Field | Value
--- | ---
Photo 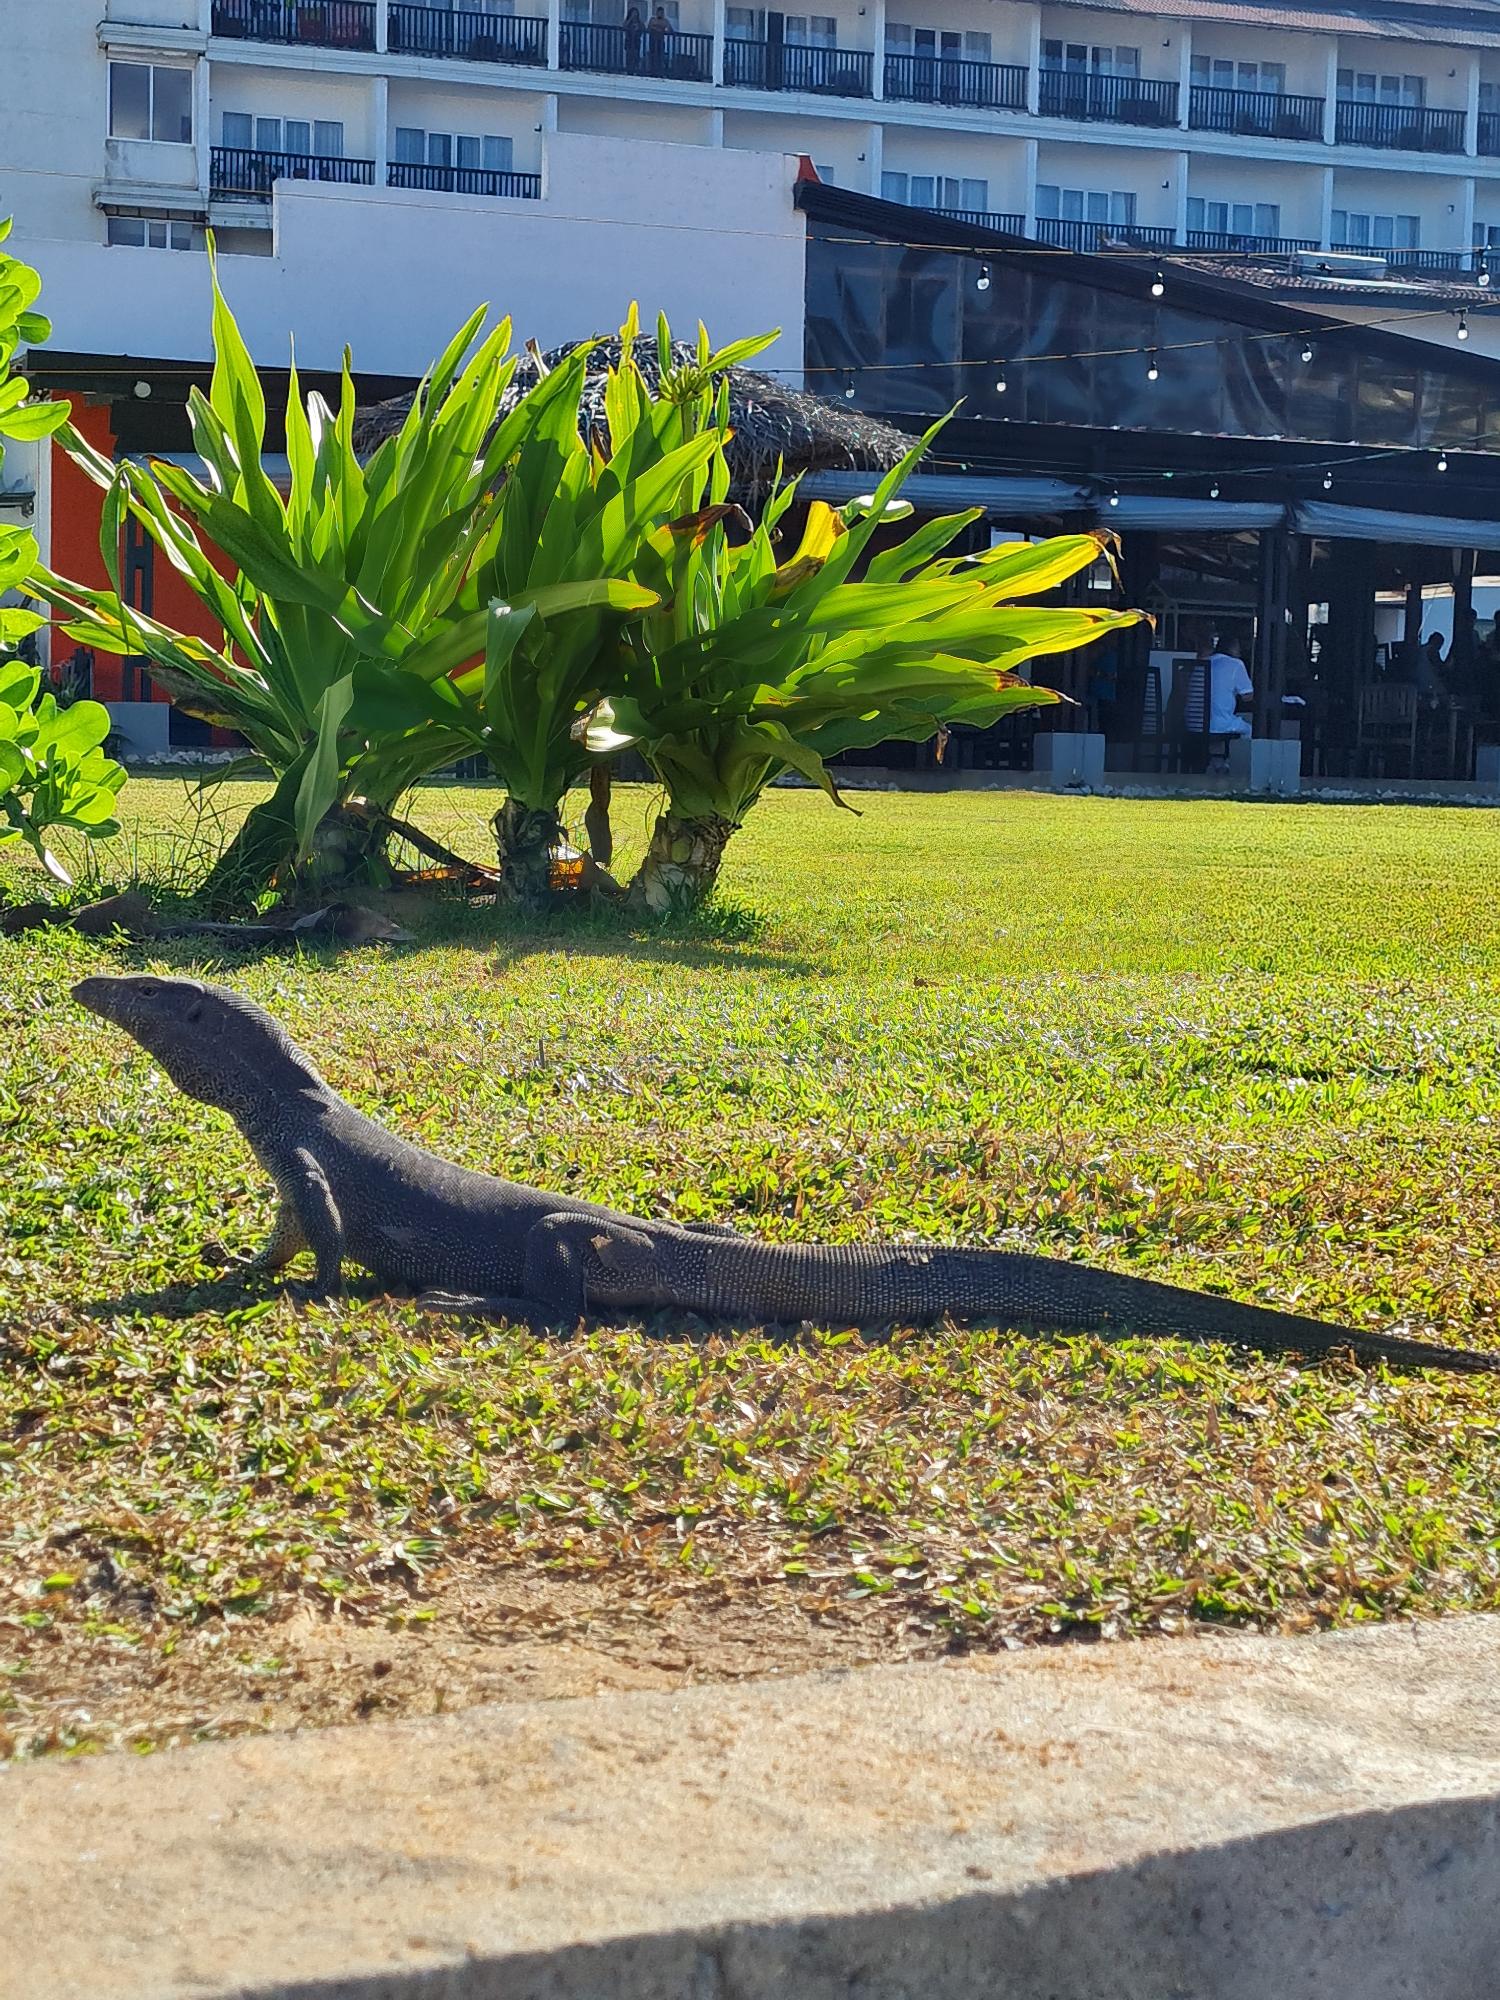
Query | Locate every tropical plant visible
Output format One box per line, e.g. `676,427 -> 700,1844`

35,246 -> 661,910
609,400 -> 1141,911
0,219 -> 124,887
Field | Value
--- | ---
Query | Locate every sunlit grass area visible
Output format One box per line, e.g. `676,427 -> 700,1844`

4,777 -> 1500,1758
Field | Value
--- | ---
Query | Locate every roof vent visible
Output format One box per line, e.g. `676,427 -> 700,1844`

1291,250 -> 1389,279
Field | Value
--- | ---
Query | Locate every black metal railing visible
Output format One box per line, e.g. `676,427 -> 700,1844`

388,161 -> 541,197
928,206 -> 1025,234
1035,217 -> 1176,251
558,20 -> 712,80
210,145 -> 375,198
388,4 -> 546,62
1185,229 -> 1320,254
1479,110 -> 1500,155
883,52 -> 1026,111
210,0 -> 376,49
1187,85 -> 1324,141
1037,69 -> 1177,127
1334,99 -> 1466,152
723,39 -> 873,96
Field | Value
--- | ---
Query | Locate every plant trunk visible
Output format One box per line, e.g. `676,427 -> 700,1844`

492,798 -> 569,909
584,763 -> 614,867
201,771 -> 390,915
627,812 -> 737,915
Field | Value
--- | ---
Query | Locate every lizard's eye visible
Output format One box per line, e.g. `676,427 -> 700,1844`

136,981 -> 159,998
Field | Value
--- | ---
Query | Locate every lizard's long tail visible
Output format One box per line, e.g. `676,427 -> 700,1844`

700,1239 -> 1500,1375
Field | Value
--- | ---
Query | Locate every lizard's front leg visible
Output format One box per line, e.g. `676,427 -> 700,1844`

273,1147 -> 345,1300
244,1202 -> 308,1277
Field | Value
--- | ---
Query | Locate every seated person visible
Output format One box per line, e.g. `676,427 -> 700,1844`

1202,634 -> 1253,766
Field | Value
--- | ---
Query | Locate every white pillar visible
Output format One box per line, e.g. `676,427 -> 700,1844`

1465,53 -> 1481,156
540,91 -> 559,129
1322,42 -> 1339,145
199,0 -> 212,31
1459,175 -> 1477,260
864,119 -> 882,195
703,106 -> 724,144
547,0 -> 561,70
1172,148 -> 1188,242
1022,134 -> 1038,233
868,0 -> 885,99
371,73 -> 388,188
1318,163 -> 1334,247
1175,24 -> 1191,130
711,0 -> 725,83
194,55 -> 211,194
1025,12 -> 1041,114
375,0 -> 388,53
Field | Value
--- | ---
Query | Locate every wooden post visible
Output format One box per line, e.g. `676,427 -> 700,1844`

1322,537 -> 1377,774
1453,547 -> 1476,691
1253,524 -> 1290,738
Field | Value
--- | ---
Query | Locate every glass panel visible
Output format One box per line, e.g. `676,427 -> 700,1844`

1085,189 -> 1108,221
814,161 -> 836,182
881,170 -> 907,201
1113,46 -> 1138,76
313,120 -> 343,157
151,66 -> 193,144
1189,54 -> 1208,83
147,219 -> 168,247
884,19 -> 911,48
961,178 -> 988,210
1211,58 -> 1233,87
456,135 -> 481,168
1186,195 -> 1204,229
107,215 -> 147,246
1261,63 -> 1284,92
1035,182 -> 1059,218
170,221 -> 196,249
221,111 -> 252,148
963,32 -> 990,60
1061,188 -> 1084,220
428,131 -> 453,166
726,6 -> 762,34
1231,202 -> 1253,233
284,120 -> 311,154
909,174 -> 935,205
109,63 -> 152,141
1255,203 -> 1279,234
1398,214 -> 1420,246
482,134 -> 513,169
255,117 -> 282,150
394,127 -> 425,163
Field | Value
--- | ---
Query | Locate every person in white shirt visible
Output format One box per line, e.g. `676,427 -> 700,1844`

1207,636 -> 1254,740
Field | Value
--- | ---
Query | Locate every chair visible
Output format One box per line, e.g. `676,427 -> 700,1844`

1356,683 -> 1418,778
1164,658 -> 1216,772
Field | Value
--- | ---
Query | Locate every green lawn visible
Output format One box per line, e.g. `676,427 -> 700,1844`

4,778 -> 1500,1758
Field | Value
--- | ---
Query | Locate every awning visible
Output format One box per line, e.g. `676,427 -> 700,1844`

1293,500 -> 1500,550
1101,496 -> 1286,531
799,470 -> 1091,514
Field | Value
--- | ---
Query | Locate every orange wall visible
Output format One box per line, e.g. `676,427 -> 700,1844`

50,400 -> 234,714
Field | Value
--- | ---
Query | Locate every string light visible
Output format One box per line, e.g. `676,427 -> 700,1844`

1151,267 -> 1165,298
1146,349 -> 1160,381
1438,450 -> 1450,471
1323,471 -> 1334,490
844,373 -> 856,400
1106,488 -> 1121,507
1209,480 -> 1220,498
1301,342 -> 1315,363
976,262 -> 992,292
1458,310 -> 1470,340
995,365 -> 1008,393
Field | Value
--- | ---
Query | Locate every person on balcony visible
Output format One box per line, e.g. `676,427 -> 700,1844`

624,6 -> 645,69
646,6 -> 671,70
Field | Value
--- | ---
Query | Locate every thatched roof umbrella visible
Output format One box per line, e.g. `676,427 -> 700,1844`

351,334 -> 914,499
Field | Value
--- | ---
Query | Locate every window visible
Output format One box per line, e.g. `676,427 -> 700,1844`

1331,208 -> 1420,247
1042,40 -> 1138,75
107,212 -> 201,250
882,170 -> 989,212
785,15 -> 836,45
1190,55 -> 1284,93
224,113 -> 344,157
726,6 -> 764,35
1036,183 -> 1136,224
1336,68 -> 1424,104
395,127 -> 513,171
108,62 -> 193,143
812,159 -> 836,182
1187,196 -> 1281,237
1477,221 -> 1500,247
886,22 -> 991,61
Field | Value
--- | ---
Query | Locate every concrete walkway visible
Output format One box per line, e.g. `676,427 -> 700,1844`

6,1618 -> 1500,2000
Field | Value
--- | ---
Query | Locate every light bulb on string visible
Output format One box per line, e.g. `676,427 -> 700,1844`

1146,349 -> 1160,382
1481,266 -> 1494,289
995,364 -> 1008,393
1438,450 -> 1450,471
844,373 -> 857,401
1322,471 -> 1333,491
1301,342 -> 1315,363
1458,310 -> 1470,340
1106,488 -> 1120,508
1209,481 -> 1220,499
976,262 -> 992,292
1151,267 -> 1165,298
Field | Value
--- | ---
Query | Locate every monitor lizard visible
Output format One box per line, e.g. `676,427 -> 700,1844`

72,974 -> 1500,1375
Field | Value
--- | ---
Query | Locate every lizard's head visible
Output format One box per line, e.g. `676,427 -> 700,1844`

72,975 -> 324,1115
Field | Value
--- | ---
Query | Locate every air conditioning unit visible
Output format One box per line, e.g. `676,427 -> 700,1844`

1291,250 -> 1388,279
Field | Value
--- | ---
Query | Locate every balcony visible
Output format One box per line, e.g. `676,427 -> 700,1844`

724,39 -> 873,97
1036,217 -> 1176,251
928,206 -> 1025,234
1333,100 -> 1466,153
210,0 -> 376,49
558,20 -> 712,81
210,144 -> 375,198
1185,229 -> 1320,254
883,52 -> 1026,112
1038,70 -> 1178,129
1187,86 -> 1324,142
388,4 -> 546,62
389,161 -> 541,198
1479,110 -> 1500,155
